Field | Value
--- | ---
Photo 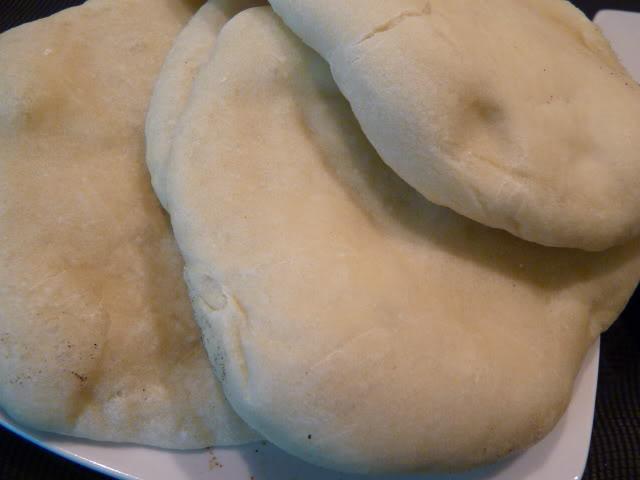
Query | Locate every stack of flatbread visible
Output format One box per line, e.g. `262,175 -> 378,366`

1,0 -> 640,475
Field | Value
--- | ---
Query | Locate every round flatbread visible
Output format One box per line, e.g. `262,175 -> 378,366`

165,7 -> 640,472
269,0 -> 640,251
0,0 -> 256,448
146,0 -> 265,208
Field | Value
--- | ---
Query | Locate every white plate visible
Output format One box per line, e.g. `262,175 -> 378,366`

2,10 -> 639,480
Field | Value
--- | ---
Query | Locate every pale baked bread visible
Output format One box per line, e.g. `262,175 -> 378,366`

0,0 -> 256,448
164,7 -> 640,472
269,0 -> 640,251
146,0 -> 265,209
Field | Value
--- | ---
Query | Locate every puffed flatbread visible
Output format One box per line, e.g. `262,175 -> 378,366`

0,0 -> 256,448
269,0 -> 640,251
164,7 -> 640,472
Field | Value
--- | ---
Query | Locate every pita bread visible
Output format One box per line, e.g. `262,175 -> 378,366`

0,0 -> 256,448
146,0 -> 266,209
269,0 -> 640,251
165,7 -> 640,472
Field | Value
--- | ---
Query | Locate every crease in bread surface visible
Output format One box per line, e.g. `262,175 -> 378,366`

356,2 -> 432,45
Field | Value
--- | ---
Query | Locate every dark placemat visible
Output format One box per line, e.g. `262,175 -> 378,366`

586,289 -> 640,480
0,1 -> 639,479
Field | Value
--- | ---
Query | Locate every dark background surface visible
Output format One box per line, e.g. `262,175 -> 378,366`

1,1 -> 639,479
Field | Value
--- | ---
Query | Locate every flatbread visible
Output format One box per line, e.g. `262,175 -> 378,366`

268,0 -> 640,251
146,0 -> 266,209
0,0 -> 256,448
165,7 -> 640,472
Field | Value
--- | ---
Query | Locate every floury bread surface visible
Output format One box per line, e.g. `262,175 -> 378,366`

146,0 -> 266,209
0,0 -> 257,448
269,0 -> 640,251
163,7 -> 640,473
